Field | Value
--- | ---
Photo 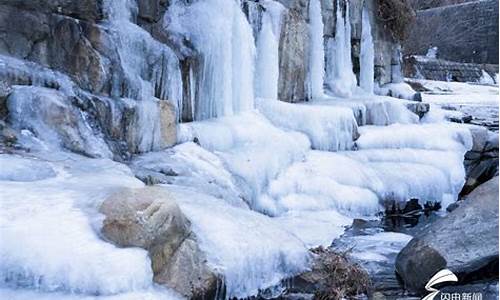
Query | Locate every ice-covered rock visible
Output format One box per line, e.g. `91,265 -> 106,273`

100,187 -> 218,299
131,142 -> 246,208
0,153 -> 162,296
170,186 -> 311,299
7,86 -> 112,158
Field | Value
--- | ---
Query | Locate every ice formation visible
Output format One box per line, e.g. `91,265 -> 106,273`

359,7 -> 374,94
7,86 -> 113,158
308,0 -> 326,99
254,1 -> 284,100
325,0 -> 358,97
170,187 -> 311,299
164,0 -> 255,120
1,0 -> 484,298
255,98 -> 357,151
0,153 -> 173,298
104,0 -> 183,114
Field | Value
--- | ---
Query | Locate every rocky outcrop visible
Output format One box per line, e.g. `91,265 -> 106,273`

461,127 -> 499,195
0,0 -> 180,157
100,187 -> 219,299
395,177 -> 499,294
277,0 -> 309,102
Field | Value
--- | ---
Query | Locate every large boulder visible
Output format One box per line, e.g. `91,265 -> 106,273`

99,187 -> 219,299
461,128 -> 499,195
396,177 -> 499,294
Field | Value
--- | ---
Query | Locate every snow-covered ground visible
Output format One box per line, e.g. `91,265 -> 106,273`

408,78 -> 499,131
0,88 -> 480,299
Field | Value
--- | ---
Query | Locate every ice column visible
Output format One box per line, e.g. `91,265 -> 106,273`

308,0 -> 326,99
165,0 -> 256,120
359,7 -> 374,94
325,0 -> 357,97
255,1 -> 284,100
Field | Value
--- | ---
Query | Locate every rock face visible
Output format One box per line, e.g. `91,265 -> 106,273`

277,0 -> 309,103
396,177 -> 499,294
100,187 -> 219,299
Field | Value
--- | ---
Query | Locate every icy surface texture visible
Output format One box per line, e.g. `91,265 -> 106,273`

132,142 -> 246,207
256,98 -> 358,151
170,186 -> 311,299
178,112 -> 310,208
7,86 -> 112,158
0,155 -> 56,181
103,0 -> 183,114
164,0 -> 255,120
0,153 -> 174,297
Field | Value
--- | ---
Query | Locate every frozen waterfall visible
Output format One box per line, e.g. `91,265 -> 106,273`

308,0 -> 326,99
254,1 -> 285,100
359,7 -> 375,94
325,0 -> 358,98
165,0 -> 256,120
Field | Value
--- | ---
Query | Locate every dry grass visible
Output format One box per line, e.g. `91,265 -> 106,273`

376,0 -> 416,41
310,247 -> 372,300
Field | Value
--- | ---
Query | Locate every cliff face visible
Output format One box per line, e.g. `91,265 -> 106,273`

0,0 -> 403,158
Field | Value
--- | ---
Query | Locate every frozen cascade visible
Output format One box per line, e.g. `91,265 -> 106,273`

308,0 -> 326,99
359,7 -> 374,94
254,1 -> 285,100
325,0 -> 358,97
103,0 -> 183,117
255,98 -> 358,151
164,0 -> 256,120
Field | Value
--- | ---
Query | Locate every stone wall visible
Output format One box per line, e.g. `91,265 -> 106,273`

404,0 -> 499,64
404,55 -> 499,82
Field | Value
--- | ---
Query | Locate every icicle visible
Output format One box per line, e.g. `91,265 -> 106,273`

308,0 -> 325,99
254,1 -> 284,100
325,0 -> 357,98
359,7 -> 374,94
165,0 -> 256,120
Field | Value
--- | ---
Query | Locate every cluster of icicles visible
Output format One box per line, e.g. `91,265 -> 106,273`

163,0 -> 376,121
